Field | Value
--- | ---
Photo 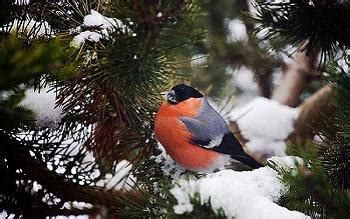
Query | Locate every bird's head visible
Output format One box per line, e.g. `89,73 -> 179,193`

167,84 -> 203,104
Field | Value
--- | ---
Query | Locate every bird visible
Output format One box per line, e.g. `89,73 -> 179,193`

154,84 -> 263,172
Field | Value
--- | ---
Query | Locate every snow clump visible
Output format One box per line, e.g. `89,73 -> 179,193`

20,87 -> 62,128
70,10 -> 130,48
230,97 -> 299,157
170,156 -> 309,218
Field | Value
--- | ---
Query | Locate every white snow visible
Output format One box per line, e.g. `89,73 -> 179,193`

31,181 -> 42,193
70,10 -> 130,48
272,68 -> 284,88
227,66 -> 259,93
190,54 -> 208,67
313,133 -> 325,144
227,19 -> 248,43
223,66 -> 259,108
230,97 -> 299,157
0,211 -> 8,219
170,156 -> 309,218
279,45 -> 295,65
59,138 -> 134,190
268,156 -> 303,170
2,18 -> 53,38
266,0 -> 291,3
83,10 -> 119,30
0,211 -> 16,219
15,0 -> 30,5
336,50 -> 350,73
104,160 -> 134,190
20,87 -> 62,128
71,31 -> 103,47
69,201 -> 93,210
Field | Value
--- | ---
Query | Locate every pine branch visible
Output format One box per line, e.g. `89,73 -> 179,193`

49,0 -> 204,171
251,0 -> 350,62
279,61 -> 350,217
320,61 -> 350,189
1,133 -> 142,208
279,146 -> 350,218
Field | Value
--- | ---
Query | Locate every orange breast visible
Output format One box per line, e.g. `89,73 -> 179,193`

154,98 -> 219,171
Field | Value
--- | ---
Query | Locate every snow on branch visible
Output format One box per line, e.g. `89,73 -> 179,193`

1,18 -> 53,38
20,87 -> 62,128
226,19 -> 248,43
170,156 -> 309,218
229,97 -> 299,157
228,84 -> 334,157
4,133 -> 138,208
70,10 -> 130,48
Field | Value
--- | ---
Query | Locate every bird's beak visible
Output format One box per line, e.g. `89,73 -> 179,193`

161,91 -> 167,100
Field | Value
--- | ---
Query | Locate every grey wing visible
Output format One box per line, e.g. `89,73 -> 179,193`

196,99 -> 229,135
180,98 -> 229,148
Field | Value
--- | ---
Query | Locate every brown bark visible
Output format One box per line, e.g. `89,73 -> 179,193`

257,73 -> 272,98
272,49 -> 318,107
290,85 -> 335,142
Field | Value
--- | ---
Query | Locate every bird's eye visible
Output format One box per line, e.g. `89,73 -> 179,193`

167,90 -> 178,104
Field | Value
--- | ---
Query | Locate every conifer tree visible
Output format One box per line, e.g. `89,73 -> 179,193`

1,0 -> 350,218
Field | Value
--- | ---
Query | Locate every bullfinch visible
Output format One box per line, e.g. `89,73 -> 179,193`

154,84 -> 263,172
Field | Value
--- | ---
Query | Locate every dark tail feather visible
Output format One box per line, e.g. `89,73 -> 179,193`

231,153 -> 264,169
210,132 -> 264,169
